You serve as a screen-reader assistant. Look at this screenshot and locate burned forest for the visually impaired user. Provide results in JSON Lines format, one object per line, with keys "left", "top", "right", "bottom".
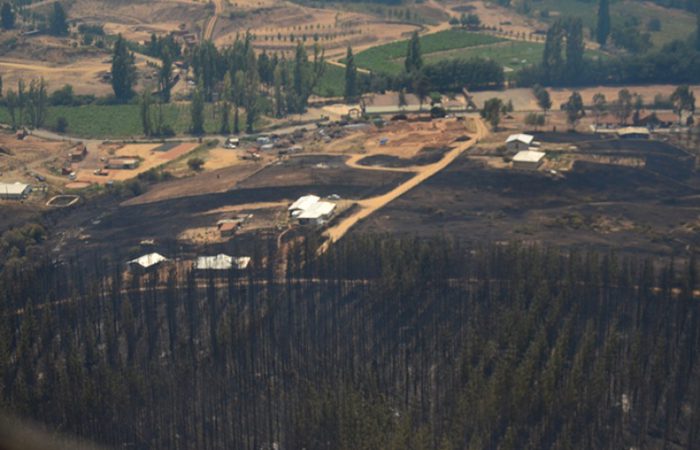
{"left": 1, "top": 237, "right": 699, "bottom": 449}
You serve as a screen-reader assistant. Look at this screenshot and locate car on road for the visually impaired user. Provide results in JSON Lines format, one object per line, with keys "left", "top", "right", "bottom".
{"left": 225, "top": 137, "right": 239, "bottom": 149}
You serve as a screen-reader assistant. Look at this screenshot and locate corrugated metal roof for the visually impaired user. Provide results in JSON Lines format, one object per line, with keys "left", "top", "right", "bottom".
{"left": 128, "top": 253, "right": 167, "bottom": 268}
{"left": 195, "top": 254, "right": 251, "bottom": 270}
{"left": 513, "top": 150, "right": 545, "bottom": 163}
{"left": 506, "top": 133, "right": 535, "bottom": 144}
{"left": 289, "top": 195, "right": 320, "bottom": 211}
{"left": 0, "top": 182, "right": 30, "bottom": 195}
{"left": 298, "top": 201, "right": 336, "bottom": 219}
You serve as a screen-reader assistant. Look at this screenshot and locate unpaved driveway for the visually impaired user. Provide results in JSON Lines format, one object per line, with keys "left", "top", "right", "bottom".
{"left": 319, "top": 116, "right": 487, "bottom": 252}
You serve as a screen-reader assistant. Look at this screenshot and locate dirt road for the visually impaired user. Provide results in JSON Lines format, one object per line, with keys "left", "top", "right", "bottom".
{"left": 203, "top": 0, "right": 224, "bottom": 41}
{"left": 319, "top": 116, "right": 487, "bottom": 253}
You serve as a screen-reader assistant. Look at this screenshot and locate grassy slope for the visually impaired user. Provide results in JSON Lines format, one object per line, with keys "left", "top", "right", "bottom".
{"left": 353, "top": 29, "right": 504, "bottom": 74}
{"left": 0, "top": 103, "right": 248, "bottom": 139}
{"left": 534, "top": 0, "right": 695, "bottom": 48}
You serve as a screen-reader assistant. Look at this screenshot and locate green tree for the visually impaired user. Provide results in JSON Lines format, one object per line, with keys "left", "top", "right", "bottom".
{"left": 232, "top": 70, "right": 245, "bottom": 134}
{"left": 220, "top": 72, "right": 232, "bottom": 134}
{"left": 592, "top": 92, "right": 607, "bottom": 127}
{"left": 48, "top": 2, "right": 68, "bottom": 36}
{"left": 613, "top": 88, "right": 633, "bottom": 124}
{"left": 597, "top": 0, "right": 610, "bottom": 46}
{"left": 190, "top": 81, "right": 205, "bottom": 135}
{"left": 26, "top": 78, "right": 48, "bottom": 128}
{"left": 533, "top": 85, "right": 552, "bottom": 115}
{"left": 244, "top": 50, "right": 260, "bottom": 134}
{"left": 273, "top": 64, "right": 285, "bottom": 118}
{"left": 344, "top": 46, "right": 358, "bottom": 103}
{"left": 158, "top": 48, "right": 173, "bottom": 103}
{"left": 139, "top": 89, "right": 153, "bottom": 137}
{"left": 5, "top": 88, "right": 17, "bottom": 128}
{"left": 111, "top": 35, "right": 136, "bottom": 102}
{"left": 565, "top": 18, "right": 584, "bottom": 80}
{"left": 696, "top": 7, "right": 700, "bottom": 51}
{"left": 670, "top": 85, "right": 695, "bottom": 124}
{"left": 1, "top": 2, "right": 14, "bottom": 30}
{"left": 561, "top": 91, "right": 585, "bottom": 130}
{"left": 481, "top": 97, "right": 504, "bottom": 130}
{"left": 405, "top": 31, "right": 422, "bottom": 73}
{"left": 412, "top": 71, "right": 430, "bottom": 111}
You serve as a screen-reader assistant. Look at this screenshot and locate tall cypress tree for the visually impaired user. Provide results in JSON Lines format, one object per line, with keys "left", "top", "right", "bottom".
{"left": 405, "top": 31, "right": 422, "bottom": 73}
{"left": 190, "top": 81, "right": 205, "bottom": 135}
{"left": 344, "top": 46, "right": 358, "bottom": 103}
{"left": 565, "top": 18, "right": 584, "bottom": 82}
{"left": 696, "top": 7, "right": 700, "bottom": 51}
{"left": 597, "top": 0, "right": 610, "bottom": 46}
{"left": 111, "top": 35, "right": 136, "bottom": 102}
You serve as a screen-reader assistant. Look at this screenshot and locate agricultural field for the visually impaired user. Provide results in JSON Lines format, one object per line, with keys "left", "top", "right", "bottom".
{"left": 423, "top": 40, "right": 606, "bottom": 73}
{"left": 0, "top": 104, "right": 250, "bottom": 139}
{"left": 352, "top": 29, "right": 504, "bottom": 74}
{"left": 528, "top": 0, "right": 696, "bottom": 48}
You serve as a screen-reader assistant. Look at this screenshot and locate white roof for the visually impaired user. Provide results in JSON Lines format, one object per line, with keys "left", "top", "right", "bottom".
{"left": 289, "top": 195, "right": 321, "bottom": 211}
{"left": 512, "top": 150, "right": 546, "bottom": 163}
{"left": 0, "top": 182, "right": 30, "bottom": 195}
{"left": 298, "top": 201, "right": 336, "bottom": 219}
{"left": 128, "top": 252, "right": 167, "bottom": 268}
{"left": 195, "top": 254, "right": 250, "bottom": 270}
{"left": 506, "top": 133, "right": 534, "bottom": 144}
{"left": 617, "top": 126, "right": 650, "bottom": 136}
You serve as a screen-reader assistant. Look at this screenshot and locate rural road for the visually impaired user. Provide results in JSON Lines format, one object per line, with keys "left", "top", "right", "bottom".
{"left": 318, "top": 115, "right": 487, "bottom": 253}
{"left": 203, "top": 0, "right": 224, "bottom": 41}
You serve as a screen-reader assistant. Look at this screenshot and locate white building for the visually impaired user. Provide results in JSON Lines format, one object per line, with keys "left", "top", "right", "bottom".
{"left": 0, "top": 182, "right": 31, "bottom": 200}
{"left": 195, "top": 254, "right": 251, "bottom": 270}
{"left": 512, "top": 150, "right": 546, "bottom": 170}
{"left": 289, "top": 195, "right": 321, "bottom": 217}
{"left": 617, "top": 127, "right": 650, "bottom": 139}
{"left": 506, "top": 134, "right": 535, "bottom": 152}
{"left": 127, "top": 253, "right": 168, "bottom": 271}
{"left": 298, "top": 201, "right": 336, "bottom": 225}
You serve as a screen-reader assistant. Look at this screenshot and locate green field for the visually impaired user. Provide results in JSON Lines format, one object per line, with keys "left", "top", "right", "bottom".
{"left": 314, "top": 63, "right": 345, "bottom": 98}
{"left": 0, "top": 103, "right": 250, "bottom": 139}
{"left": 353, "top": 29, "right": 504, "bottom": 74}
{"left": 534, "top": 0, "right": 695, "bottom": 48}
{"left": 423, "top": 40, "right": 606, "bottom": 71}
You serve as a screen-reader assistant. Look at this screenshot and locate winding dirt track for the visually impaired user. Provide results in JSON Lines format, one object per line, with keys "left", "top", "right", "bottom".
{"left": 203, "top": 0, "right": 224, "bottom": 41}
{"left": 318, "top": 116, "right": 488, "bottom": 253}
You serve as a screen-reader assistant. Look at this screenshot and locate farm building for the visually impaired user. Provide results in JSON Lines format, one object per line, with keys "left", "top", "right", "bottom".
{"left": 512, "top": 150, "right": 546, "bottom": 170}
{"left": 107, "top": 157, "right": 139, "bottom": 170}
{"left": 298, "top": 201, "right": 336, "bottom": 225}
{"left": 195, "top": 254, "right": 251, "bottom": 271}
{"left": 506, "top": 134, "right": 535, "bottom": 152}
{"left": 69, "top": 143, "right": 88, "bottom": 162}
{"left": 219, "top": 222, "right": 238, "bottom": 238}
{"left": 363, "top": 92, "right": 428, "bottom": 115}
{"left": 127, "top": 253, "right": 168, "bottom": 272}
{"left": 617, "top": 127, "right": 651, "bottom": 139}
{"left": 0, "top": 182, "right": 31, "bottom": 200}
{"left": 289, "top": 195, "right": 321, "bottom": 217}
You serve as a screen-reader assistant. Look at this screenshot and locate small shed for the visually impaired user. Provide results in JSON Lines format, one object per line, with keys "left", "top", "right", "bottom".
{"left": 506, "top": 134, "right": 535, "bottom": 152}
{"left": 512, "top": 150, "right": 546, "bottom": 170}
{"left": 107, "top": 157, "right": 139, "bottom": 170}
{"left": 69, "top": 143, "right": 88, "bottom": 162}
{"left": 0, "top": 182, "right": 31, "bottom": 200}
{"left": 219, "top": 222, "right": 238, "bottom": 237}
